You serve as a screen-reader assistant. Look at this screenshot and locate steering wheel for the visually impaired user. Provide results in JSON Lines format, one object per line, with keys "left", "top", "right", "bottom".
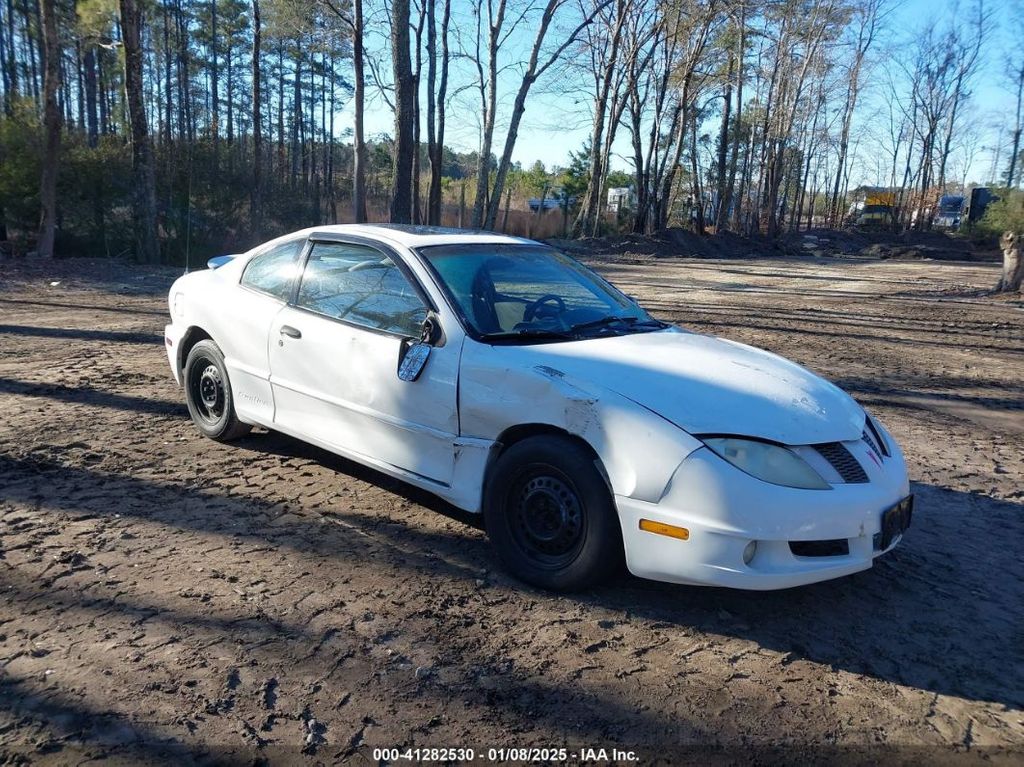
{"left": 523, "top": 293, "right": 566, "bottom": 322}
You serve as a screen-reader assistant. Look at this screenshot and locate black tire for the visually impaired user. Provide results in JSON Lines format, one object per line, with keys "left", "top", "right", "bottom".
{"left": 183, "top": 339, "right": 251, "bottom": 442}
{"left": 483, "top": 435, "right": 623, "bottom": 591}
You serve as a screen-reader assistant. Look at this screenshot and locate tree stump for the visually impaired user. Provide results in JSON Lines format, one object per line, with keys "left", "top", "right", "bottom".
{"left": 998, "top": 231, "right": 1023, "bottom": 293}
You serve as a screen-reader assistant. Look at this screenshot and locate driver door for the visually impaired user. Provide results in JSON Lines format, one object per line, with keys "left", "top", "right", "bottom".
{"left": 267, "top": 239, "right": 460, "bottom": 485}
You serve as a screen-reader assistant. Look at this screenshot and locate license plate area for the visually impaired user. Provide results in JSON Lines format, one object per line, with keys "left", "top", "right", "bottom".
{"left": 875, "top": 495, "right": 913, "bottom": 551}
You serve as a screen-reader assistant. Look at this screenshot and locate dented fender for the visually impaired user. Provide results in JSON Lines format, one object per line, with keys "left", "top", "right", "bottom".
{"left": 458, "top": 343, "right": 702, "bottom": 502}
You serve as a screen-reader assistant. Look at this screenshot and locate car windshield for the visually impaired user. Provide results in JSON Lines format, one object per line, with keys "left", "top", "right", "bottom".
{"left": 417, "top": 243, "right": 666, "bottom": 342}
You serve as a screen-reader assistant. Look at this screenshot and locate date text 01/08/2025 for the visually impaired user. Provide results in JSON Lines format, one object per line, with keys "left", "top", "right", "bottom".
{"left": 372, "top": 747, "right": 640, "bottom": 762}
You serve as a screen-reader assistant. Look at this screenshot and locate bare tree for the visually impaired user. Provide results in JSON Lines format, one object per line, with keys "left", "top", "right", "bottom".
{"left": 425, "top": 0, "right": 451, "bottom": 224}
{"left": 390, "top": 0, "right": 415, "bottom": 222}
{"left": 120, "top": 0, "right": 160, "bottom": 263}
{"left": 322, "top": 0, "right": 368, "bottom": 221}
{"left": 1003, "top": 4, "right": 1023, "bottom": 187}
{"left": 467, "top": 0, "right": 611, "bottom": 230}
{"left": 468, "top": 0, "right": 508, "bottom": 228}
{"left": 755, "top": 0, "right": 842, "bottom": 237}
{"left": 718, "top": 0, "right": 745, "bottom": 231}
{"left": 623, "top": 0, "right": 718, "bottom": 234}
{"left": 36, "top": 0, "right": 60, "bottom": 257}
{"left": 574, "top": 0, "right": 630, "bottom": 237}
{"left": 935, "top": 1, "right": 987, "bottom": 190}
{"left": 828, "top": 0, "right": 883, "bottom": 225}
{"left": 251, "top": 0, "right": 263, "bottom": 241}
{"left": 352, "top": 0, "right": 368, "bottom": 220}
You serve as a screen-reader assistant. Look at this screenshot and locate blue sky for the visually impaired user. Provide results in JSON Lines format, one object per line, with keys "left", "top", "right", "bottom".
{"left": 352, "top": 0, "right": 1016, "bottom": 184}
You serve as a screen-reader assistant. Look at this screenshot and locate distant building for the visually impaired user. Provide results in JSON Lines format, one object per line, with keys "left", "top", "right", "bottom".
{"left": 607, "top": 187, "right": 635, "bottom": 213}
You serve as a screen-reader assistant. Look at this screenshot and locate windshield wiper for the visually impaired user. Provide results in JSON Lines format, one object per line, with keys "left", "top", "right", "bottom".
{"left": 481, "top": 328, "right": 575, "bottom": 343}
{"left": 568, "top": 315, "right": 668, "bottom": 335}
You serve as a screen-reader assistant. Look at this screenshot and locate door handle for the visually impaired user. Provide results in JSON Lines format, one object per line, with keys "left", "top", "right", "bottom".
{"left": 279, "top": 325, "right": 302, "bottom": 339}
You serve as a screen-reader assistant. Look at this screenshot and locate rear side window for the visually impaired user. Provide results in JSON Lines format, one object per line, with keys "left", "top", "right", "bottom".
{"left": 296, "top": 242, "right": 427, "bottom": 336}
{"left": 240, "top": 239, "right": 304, "bottom": 300}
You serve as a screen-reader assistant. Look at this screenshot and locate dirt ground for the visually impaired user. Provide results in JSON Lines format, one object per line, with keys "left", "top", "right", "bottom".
{"left": 1, "top": 252, "right": 1022, "bottom": 765}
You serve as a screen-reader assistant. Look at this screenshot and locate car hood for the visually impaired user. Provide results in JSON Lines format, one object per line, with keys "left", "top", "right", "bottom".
{"left": 513, "top": 329, "right": 865, "bottom": 445}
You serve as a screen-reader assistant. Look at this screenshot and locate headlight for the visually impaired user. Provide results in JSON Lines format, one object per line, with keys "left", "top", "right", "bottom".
{"left": 703, "top": 437, "right": 831, "bottom": 490}
{"left": 172, "top": 292, "right": 185, "bottom": 318}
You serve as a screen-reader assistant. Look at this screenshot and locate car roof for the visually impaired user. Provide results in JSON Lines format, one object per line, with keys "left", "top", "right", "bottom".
{"left": 300, "top": 223, "right": 534, "bottom": 249}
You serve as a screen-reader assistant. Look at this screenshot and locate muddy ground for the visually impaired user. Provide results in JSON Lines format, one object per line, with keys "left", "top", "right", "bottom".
{"left": 0, "top": 252, "right": 1022, "bottom": 765}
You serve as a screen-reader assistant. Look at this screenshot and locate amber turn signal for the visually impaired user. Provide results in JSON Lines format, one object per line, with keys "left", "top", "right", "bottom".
{"left": 638, "top": 519, "right": 689, "bottom": 540}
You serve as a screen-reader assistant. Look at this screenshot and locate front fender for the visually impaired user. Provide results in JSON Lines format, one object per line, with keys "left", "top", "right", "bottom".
{"left": 458, "top": 343, "right": 703, "bottom": 502}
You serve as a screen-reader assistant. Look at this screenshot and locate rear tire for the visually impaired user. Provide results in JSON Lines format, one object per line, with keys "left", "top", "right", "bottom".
{"left": 184, "top": 339, "right": 251, "bottom": 442}
{"left": 484, "top": 435, "right": 622, "bottom": 591}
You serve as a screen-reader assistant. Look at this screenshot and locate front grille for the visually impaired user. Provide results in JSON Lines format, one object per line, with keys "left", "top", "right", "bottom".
{"left": 815, "top": 442, "right": 869, "bottom": 483}
{"left": 862, "top": 429, "right": 881, "bottom": 456}
{"left": 790, "top": 539, "right": 850, "bottom": 557}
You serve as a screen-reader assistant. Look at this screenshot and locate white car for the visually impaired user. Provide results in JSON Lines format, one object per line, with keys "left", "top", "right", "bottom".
{"left": 164, "top": 225, "right": 912, "bottom": 591}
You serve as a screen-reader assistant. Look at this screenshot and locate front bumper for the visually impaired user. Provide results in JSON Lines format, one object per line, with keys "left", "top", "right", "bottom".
{"left": 616, "top": 440, "right": 911, "bottom": 590}
{"left": 164, "top": 322, "right": 186, "bottom": 385}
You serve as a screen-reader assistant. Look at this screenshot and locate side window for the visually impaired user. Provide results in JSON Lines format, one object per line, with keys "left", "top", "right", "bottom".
{"left": 240, "top": 239, "right": 303, "bottom": 300}
{"left": 296, "top": 242, "right": 428, "bottom": 336}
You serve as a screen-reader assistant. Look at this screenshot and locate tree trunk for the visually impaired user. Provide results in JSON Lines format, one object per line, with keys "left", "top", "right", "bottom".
{"left": 290, "top": 53, "right": 300, "bottom": 188}
{"left": 425, "top": 0, "right": 450, "bottom": 225}
{"left": 328, "top": 49, "right": 336, "bottom": 223}
{"left": 0, "top": 10, "right": 7, "bottom": 113}
{"left": 3, "top": 0, "right": 17, "bottom": 113}
{"left": 410, "top": 3, "right": 425, "bottom": 223}
{"left": 162, "top": 3, "right": 172, "bottom": 144}
{"left": 1006, "top": 61, "right": 1023, "bottom": 187}
{"left": 120, "top": 0, "right": 161, "bottom": 264}
{"left": 277, "top": 42, "right": 284, "bottom": 182}
{"left": 36, "top": 0, "right": 59, "bottom": 258}
{"left": 250, "top": 0, "right": 262, "bottom": 242}
{"left": 98, "top": 50, "right": 109, "bottom": 135}
{"left": 713, "top": 50, "right": 733, "bottom": 231}
{"left": 997, "top": 232, "right": 1023, "bottom": 293}
{"left": 458, "top": 180, "right": 465, "bottom": 227}
{"left": 689, "top": 109, "right": 704, "bottom": 235}
{"left": 226, "top": 45, "right": 234, "bottom": 149}
{"left": 575, "top": 0, "right": 626, "bottom": 237}
{"left": 389, "top": 0, "right": 414, "bottom": 223}
{"left": 210, "top": 0, "right": 219, "bottom": 169}
{"left": 471, "top": 0, "right": 505, "bottom": 229}
{"left": 22, "top": 0, "right": 38, "bottom": 100}
{"left": 352, "top": 0, "right": 367, "bottom": 222}
{"left": 74, "top": 40, "right": 84, "bottom": 131}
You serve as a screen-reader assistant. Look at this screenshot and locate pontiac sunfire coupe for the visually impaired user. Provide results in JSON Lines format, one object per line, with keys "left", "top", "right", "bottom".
{"left": 165, "top": 224, "right": 912, "bottom": 591}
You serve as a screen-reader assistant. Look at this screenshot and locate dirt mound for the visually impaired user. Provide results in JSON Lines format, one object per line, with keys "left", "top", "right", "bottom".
{"left": 549, "top": 228, "right": 796, "bottom": 261}
{"left": 792, "top": 228, "right": 997, "bottom": 262}
{"left": 552, "top": 227, "right": 998, "bottom": 264}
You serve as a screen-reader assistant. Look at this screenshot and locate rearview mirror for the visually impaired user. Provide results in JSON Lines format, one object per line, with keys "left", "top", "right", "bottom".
{"left": 398, "top": 341, "right": 431, "bottom": 382}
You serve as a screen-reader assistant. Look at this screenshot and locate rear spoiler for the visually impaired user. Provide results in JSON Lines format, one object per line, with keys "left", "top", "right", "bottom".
{"left": 207, "top": 254, "right": 239, "bottom": 270}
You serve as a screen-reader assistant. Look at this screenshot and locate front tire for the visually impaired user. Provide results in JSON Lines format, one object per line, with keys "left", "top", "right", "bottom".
{"left": 484, "top": 436, "right": 623, "bottom": 591}
{"left": 184, "top": 339, "right": 251, "bottom": 442}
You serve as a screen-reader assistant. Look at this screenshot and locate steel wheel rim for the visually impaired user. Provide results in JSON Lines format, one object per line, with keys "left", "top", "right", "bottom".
{"left": 510, "top": 470, "right": 586, "bottom": 569}
{"left": 190, "top": 359, "right": 225, "bottom": 423}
